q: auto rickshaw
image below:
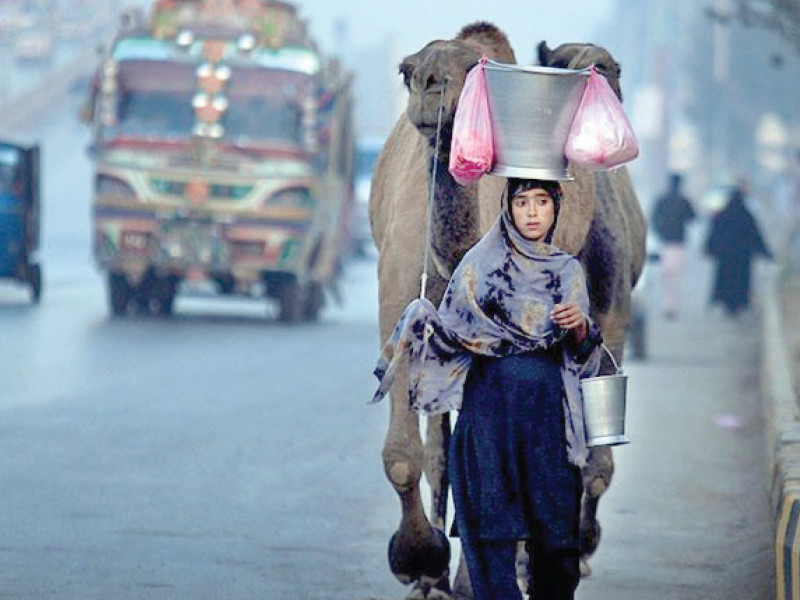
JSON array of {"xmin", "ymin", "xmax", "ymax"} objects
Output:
[{"xmin": 0, "ymin": 141, "xmax": 41, "ymax": 302}]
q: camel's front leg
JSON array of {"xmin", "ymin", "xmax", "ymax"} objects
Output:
[
  {"xmin": 578, "ymin": 337, "xmax": 620, "ymax": 575},
  {"xmin": 579, "ymin": 446, "xmax": 614, "ymax": 575},
  {"xmin": 383, "ymin": 365, "xmax": 452, "ymax": 599},
  {"xmin": 424, "ymin": 412, "xmax": 451, "ymax": 530}
]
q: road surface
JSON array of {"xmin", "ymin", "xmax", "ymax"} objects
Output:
[{"xmin": 0, "ymin": 72, "xmax": 772, "ymax": 600}]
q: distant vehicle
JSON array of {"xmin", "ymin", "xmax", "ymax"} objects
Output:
[
  {"xmin": 82, "ymin": 0, "xmax": 355, "ymax": 321},
  {"xmin": 14, "ymin": 26, "xmax": 53, "ymax": 62},
  {"xmin": 0, "ymin": 141, "xmax": 42, "ymax": 302},
  {"xmin": 351, "ymin": 137, "xmax": 383, "ymax": 256}
]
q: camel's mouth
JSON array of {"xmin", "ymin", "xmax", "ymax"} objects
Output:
[
  {"xmin": 416, "ymin": 124, "xmax": 437, "ymax": 138},
  {"xmin": 415, "ymin": 120, "xmax": 453, "ymax": 143}
]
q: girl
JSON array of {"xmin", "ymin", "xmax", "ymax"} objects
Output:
[{"xmin": 373, "ymin": 178, "xmax": 602, "ymax": 599}]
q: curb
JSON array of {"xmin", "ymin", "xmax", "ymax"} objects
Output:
[{"xmin": 762, "ymin": 269, "xmax": 800, "ymax": 599}]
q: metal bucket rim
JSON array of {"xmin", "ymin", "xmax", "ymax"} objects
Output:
[
  {"xmin": 486, "ymin": 164, "xmax": 576, "ymax": 181},
  {"xmin": 581, "ymin": 374, "xmax": 629, "ymax": 384},
  {"xmin": 587, "ymin": 434, "xmax": 630, "ymax": 447},
  {"xmin": 484, "ymin": 60, "xmax": 591, "ymax": 78}
]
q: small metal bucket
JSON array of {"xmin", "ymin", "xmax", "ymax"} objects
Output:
[
  {"xmin": 580, "ymin": 344, "xmax": 630, "ymax": 447},
  {"xmin": 483, "ymin": 61, "xmax": 588, "ymax": 181}
]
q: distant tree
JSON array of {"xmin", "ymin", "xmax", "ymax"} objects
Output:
[{"xmin": 707, "ymin": 0, "xmax": 800, "ymax": 54}]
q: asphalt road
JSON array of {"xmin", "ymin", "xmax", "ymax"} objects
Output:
[
  {"xmin": 578, "ymin": 248, "xmax": 773, "ymax": 600},
  {"xmin": 0, "ymin": 79, "xmax": 773, "ymax": 599},
  {"xmin": 0, "ymin": 88, "xmax": 399, "ymax": 599}
]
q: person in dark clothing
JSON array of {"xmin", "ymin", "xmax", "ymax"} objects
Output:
[
  {"xmin": 650, "ymin": 173, "xmax": 696, "ymax": 319},
  {"xmin": 372, "ymin": 179, "xmax": 603, "ymax": 599},
  {"xmin": 705, "ymin": 183, "xmax": 772, "ymax": 316}
]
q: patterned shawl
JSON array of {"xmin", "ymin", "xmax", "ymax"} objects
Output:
[{"xmin": 372, "ymin": 194, "xmax": 602, "ymax": 467}]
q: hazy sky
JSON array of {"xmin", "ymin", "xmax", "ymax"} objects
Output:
[
  {"xmin": 120, "ymin": 1, "xmax": 614, "ymax": 64},
  {"xmin": 292, "ymin": 0, "xmax": 614, "ymax": 63}
]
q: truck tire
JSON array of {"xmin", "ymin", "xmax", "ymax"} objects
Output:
[
  {"xmin": 277, "ymin": 280, "xmax": 305, "ymax": 322},
  {"xmin": 156, "ymin": 287, "xmax": 176, "ymax": 316},
  {"xmin": 108, "ymin": 273, "xmax": 131, "ymax": 316},
  {"xmin": 150, "ymin": 277, "xmax": 177, "ymax": 316},
  {"xmin": 28, "ymin": 263, "xmax": 42, "ymax": 304},
  {"xmin": 303, "ymin": 282, "xmax": 324, "ymax": 321},
  {"xmin": 214, "ymin": 274, "xmax": 235, "ymax": 295}
]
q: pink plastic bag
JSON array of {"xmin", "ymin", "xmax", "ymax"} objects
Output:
[
  {"xmin": 565, "ymin": 66, "xmax": 639, "ymax": 170},
  {"xmin": 448, "ymin": 57, "xmax": 494, "ymax": 185}
]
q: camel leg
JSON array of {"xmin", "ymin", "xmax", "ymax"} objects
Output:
[
  {"xmin": 576, "ymin": 333, "xmax": 623, "ymax": 576},
  {"xmin": 451, "ymin": 552, "xmax": 473, "ymax": 600},
  {"xmin": 383, "ymin": 365, "xmax": 452, "ymax": 598},
  {"xmin": 423, "ymin": 412, "xmax": 450, "ymax": 530},
  {"xmin": 579, "ymin": 446, "xmax": 614, "ymax": 576}
]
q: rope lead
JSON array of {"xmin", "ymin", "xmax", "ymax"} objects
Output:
[{"xmin": 420, "ymin": 83, "xmax": 447, "ymax": 300}]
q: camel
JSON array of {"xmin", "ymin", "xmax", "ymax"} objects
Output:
[{"xmin": 369, "ymin": 22, "xmax": 646, "ymax": 599}]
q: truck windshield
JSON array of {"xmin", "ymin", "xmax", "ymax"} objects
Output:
[
  {"xmin": 223, "ymin": 97, "xmax": 302, "ymax": 145},
  {"xmin": 116, "ymin": 91, "xmax": 194, "ymax": 139},
  {"xmin": 114, "ymin": 91, "xmax": 303, "ymax": 146},
  {"xmin": 110, "ymin": 61, "xmax": 309, "ymax": 147},
  {"xmin": 0, "ymin": 147, "xmax": 21, "ymax": 198}
]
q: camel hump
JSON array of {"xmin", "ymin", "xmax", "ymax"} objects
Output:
[{"xmin": 455, "ymin": 21, "xmax": 516, "ymax": 63}]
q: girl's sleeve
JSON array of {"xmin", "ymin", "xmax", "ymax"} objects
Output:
[{"xmin": 563, "ymin": 260, "xmax": 603, "ymax": 363}]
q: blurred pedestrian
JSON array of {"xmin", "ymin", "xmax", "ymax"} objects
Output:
[
  {"xmin": 650, "ymin": 173, "xmax": 696, "ymax": 319},
  {"xmin": 705, "ymin": 182, "xmax": 773, "ymax": 316}
]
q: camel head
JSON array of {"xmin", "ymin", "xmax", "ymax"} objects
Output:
[
  {"xmin": 399, "ymin": 22, "xmax": 516, "ymax": 149},
  {"xmin": 538, "ymin": 41, "xmax": 623, "ymax": 101}
]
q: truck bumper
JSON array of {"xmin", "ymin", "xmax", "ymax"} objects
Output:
[{"xmin": 94, "ymin": 209, "xmax": 316, "ymax": 284}]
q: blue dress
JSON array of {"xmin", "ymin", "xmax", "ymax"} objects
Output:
[{"xmin": 449, "ymin": 348, "xmax": 582, "ymax": 549}]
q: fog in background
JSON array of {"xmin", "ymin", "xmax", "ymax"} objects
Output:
[
  {"xmin": 295, "ymin": 0, "xmax": 613, "ymax": 59},
  {"xmin": 291, "ymin": 0, "xmax": 614, "ymax": 138}
]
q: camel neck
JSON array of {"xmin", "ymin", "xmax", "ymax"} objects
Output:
[{"xmin": 428, "ymin": 153, "xmax": 481, "ymax": 277}]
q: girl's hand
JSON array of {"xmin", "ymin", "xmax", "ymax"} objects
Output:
[{"xmin": 552, "ymin": 302, "xmax": 588, "ymax": 341}]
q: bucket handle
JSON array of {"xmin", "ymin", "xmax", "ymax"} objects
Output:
[{"xmin": 599, "ymin": 343, "xmax": 622, "ymax": 374}]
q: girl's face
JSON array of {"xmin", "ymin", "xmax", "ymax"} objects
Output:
[{"xmin": 510, "ymin": 187, "xmax": 556, "ymax": 242}]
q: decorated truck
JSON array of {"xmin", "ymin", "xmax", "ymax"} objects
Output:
[{"xmin": 82, "ymin": 0, "xmax": 355, "ymax": 320}]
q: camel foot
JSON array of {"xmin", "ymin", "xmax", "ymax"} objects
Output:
[
  {"xmin": 580, "ymin": 557, "xmax": 592, "ymax": 578},
  {"xmin": 388, "ymin": 527, "xmax": 451, "ymax": 586},
  {"xmin": 405, "ymin": 575, "xmax": 452, "ymax": 600},
  {"xmin": 579, "ymin": 516, "xmax": 602, "ymax": 560}
]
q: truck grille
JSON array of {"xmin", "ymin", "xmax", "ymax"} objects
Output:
[{"xmin": 150, "ymin": 178, "xmax": 253, "ymax": 201}]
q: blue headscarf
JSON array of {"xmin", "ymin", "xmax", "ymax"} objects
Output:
[{"xmin": 372, "ymin": 183, "xmax": 602, "ymax": 467}]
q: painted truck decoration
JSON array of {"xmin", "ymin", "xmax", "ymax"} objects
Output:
[{"xmin": 82, "ymin": 0, "xmax": 355, "ymax": 320}]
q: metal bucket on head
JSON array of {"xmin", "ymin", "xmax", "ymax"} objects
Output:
[
  {"xmin": 483, "ymin": 61, "xmax": 588, "ymax": 181},
  {"xmin": 580, "ymin": 344, "xmax": 630, "ymax": 447}
]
